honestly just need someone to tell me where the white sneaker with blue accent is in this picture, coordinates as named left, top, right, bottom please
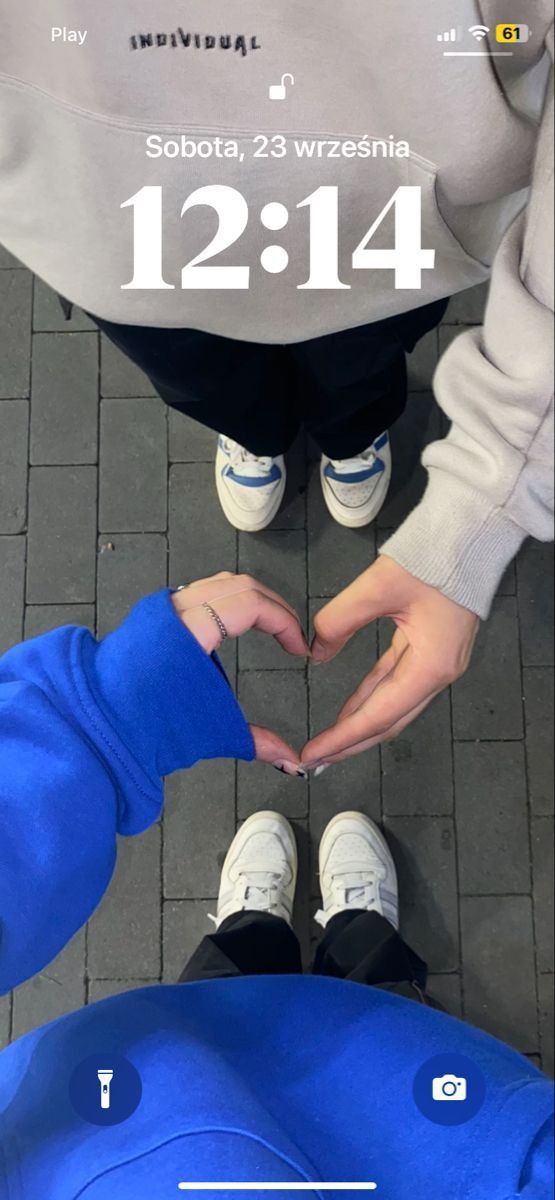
left=211, top=811, right=298, bottom=928
left=320, top=431, right=391, bottom=528
left=216, top=436, right=286, bottom=532
left=314, top=811, right=399, bottom=930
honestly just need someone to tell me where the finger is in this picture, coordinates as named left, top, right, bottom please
left=250, top=725, right=306, bottom=777
left=309, top=693, right=436, bottom=766
left=336, top=632, right=407, bottom=721
left=175, top=574, right=302, bottom=627
left=183, top=588, right=309, bottom=657
left=302, top=644, right=439, bottom=764
left=311, top=571, right=389, bottom=664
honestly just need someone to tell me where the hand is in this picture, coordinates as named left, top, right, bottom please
left=172, top=572, right=310, bottom=775
left=302, top=555, right=479, bottom=768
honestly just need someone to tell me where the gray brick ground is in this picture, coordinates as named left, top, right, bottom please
left=461, top=896, right=538, bottom=1053
left=451, top=596, right=523, bottom=741
left=531, top=818, right=554, bottom=975
left=0, top=270, right=32, bottom=398
left=11, top=931, right=86, bottom=1040
left=0, top=400, right=28, bottom=533
left=0, top=535, right=26, bottom=653
left=455, top=742, right=530, bottom=895
left=0, top=997, right=11, bottom=1051
left=99, top=398, right=167, bottom=532
left=96, top=534, right=167, bottom=637
left=384, top=817, right=460, bottom=973
left=1, top=274, right=553, bottom=1075
left=24, top=604, right=95, bottom=640
left=517, top=541, right=555, bottom=667
left=26, top=466, right=97, bottom=604
left=30, top=333, right=98, bottom=465
left=87, top=826, right=162, bottom=980
left=524, top=668, right=555, bottom=816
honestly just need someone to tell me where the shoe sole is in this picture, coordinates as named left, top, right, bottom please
left=320, top=457, right=391, bottom=529
left=216, top=455, right=287, bottom=532
left=318, top=810, right=397, bottom=892
left=219, top=810, right=299, bottom=899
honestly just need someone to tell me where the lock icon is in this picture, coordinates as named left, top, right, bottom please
left=269, top=73, right=295, bottom=100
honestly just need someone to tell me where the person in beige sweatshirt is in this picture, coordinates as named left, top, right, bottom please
left=0, top=1, right=552, bottom=763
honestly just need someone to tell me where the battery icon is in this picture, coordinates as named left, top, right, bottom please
left=496, top=23, right=530, bottom=42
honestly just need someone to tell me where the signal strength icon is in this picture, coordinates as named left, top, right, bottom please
left=437, top=27, right=463, bottom=42
left=468, top=24, right=491, bottom=40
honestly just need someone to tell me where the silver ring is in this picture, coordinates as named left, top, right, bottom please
left=202, top=601, right=229, bottom=641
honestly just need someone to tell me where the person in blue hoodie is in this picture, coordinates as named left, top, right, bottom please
left=0, top=576, right=553, bottom=1199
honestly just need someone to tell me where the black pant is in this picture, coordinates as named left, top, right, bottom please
left=90, top=300, right=448, bottom=458
left=179, top=910, right=432, bottom=1005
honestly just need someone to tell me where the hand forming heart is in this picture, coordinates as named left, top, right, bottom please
left=173, top=559, right=479, bottom=775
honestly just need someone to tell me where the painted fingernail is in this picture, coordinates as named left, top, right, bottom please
left=314, top=764, right=330, bottom=777
left=273, top=761, right=308, bottom=778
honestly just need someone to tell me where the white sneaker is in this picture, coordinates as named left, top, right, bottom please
left=211, top=811, right=298, bottom=928
left=320, top=431, right=391, bottom=528
left=314, top=811, right=399, bottom=930
left=215, top=436, right=286, bottom=532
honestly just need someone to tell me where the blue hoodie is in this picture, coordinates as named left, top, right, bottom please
left=0, top=591, right=553, bottom=1199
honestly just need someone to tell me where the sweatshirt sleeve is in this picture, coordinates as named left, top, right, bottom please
left=381, top=29, right=554, bottom=620
left=0, top=589, right=254, bottom=995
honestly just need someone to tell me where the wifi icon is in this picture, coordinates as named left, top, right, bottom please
left=468, top=24, right=491, bottom=40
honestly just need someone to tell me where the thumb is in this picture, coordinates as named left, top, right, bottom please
left=311, top=565, right=390, bottom=663
left=249, top=725, right=307, bottom=778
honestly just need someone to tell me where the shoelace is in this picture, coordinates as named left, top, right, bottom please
left=328, top=447, right=378, bottom=475
left=208, top=868, right=285, bottom=926
left=314, top=864, right=386, bottom=928
left=225, top=440, right=273, bottom=477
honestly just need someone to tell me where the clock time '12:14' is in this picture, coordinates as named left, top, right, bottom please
left=121, top=185, right=435, bottom=291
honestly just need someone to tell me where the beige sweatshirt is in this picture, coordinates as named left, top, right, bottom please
left=0, top=1, right=553, bottom=616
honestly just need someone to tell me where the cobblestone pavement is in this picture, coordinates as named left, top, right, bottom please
left=1, top=248, right=553, bottom=1074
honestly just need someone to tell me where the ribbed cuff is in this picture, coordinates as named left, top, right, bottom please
left=380, top=472, right=526, bottom=619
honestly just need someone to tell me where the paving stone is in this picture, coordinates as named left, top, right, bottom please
left=238, top=530, right=308, bottom=670
left=99, top=398, right=167, bottom=532
left=0, top=995, right=11, bottom=1050
left=378, top=392, right=441, bottom=529
left=427, top=973, right=463, bottom=1017
left=0, top=246, right=22, bottom=268
left=164, top=762, right=236, bottom=899
left=451, top=596, right=523, bottom=741
left=96, top=534, right=167, bottom=637
left=0, top=400, right=28, bottom=533
left=382, top=691, right=453, bottom=817
left=443, top=283, right=488, bottom=324
left=383, top=817, right=459, bottom=973
left=33, top=279, right=97, bottom=332
left=517, top=542, right=555, bottom=667
left=461, top=896, right=538, bottom=1053
left=0, top=270, right=32, bottom=397
left=532, top=818, right=554, bottom=975
left=88, top=978, right=155, bottom=1004
left=169, top=411, right=217, bottom=462
left=455, top=742, right=530, bottom=895
left=30, top=332, right=98, bottom=465
left=163, top=899, right=215, bottom=982
left=308, top=601, right=380, bottom=854
left=169, top=464, right=237, bottom=586
left=0, top=535, right=25, bottom=653
left=537, top=974, right=554, bottom=1077
left=271, top=434, right=308, bottom=531
left=100, top=335, right=157, bottom=398
left=26, top=466, right=97, bottom=604
left=11, top=931, right=86, bottom=1040
left=87, top=826, right=162, bottom=979
left=407, top=328, right=438, bottom=391
left=25, top=604, right=95, bottom=639
left=523, top=668, right=554, bottom=816
left=238, top=670, right=308, bottom=819
left=307, top=464, right=376, bottom=598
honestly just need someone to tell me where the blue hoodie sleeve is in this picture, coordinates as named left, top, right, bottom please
left=0, top=589, right=255, bottom=995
